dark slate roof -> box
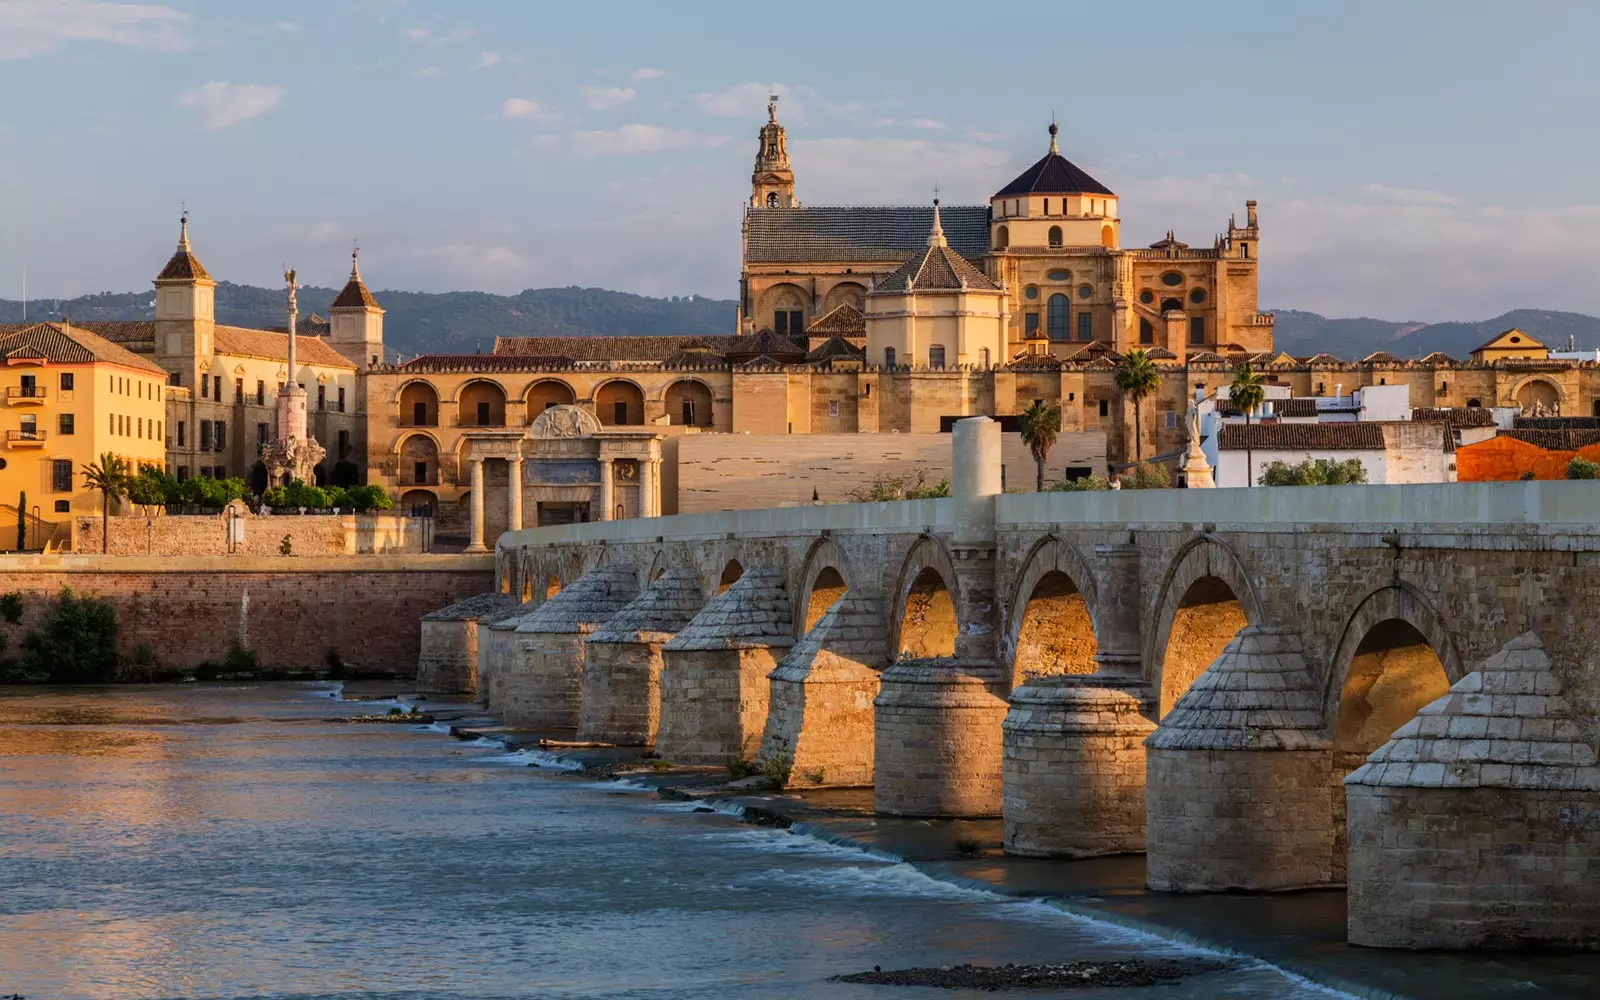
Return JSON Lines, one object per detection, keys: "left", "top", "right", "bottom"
{"left": 746, "top": 205, "right": 989, "bottom": 264}
{"left": 1272, "top": 398, "right": 1319, "bottom": 418}
{"left": 494, "top": 335, "right": 740, "bottom": 361}
{"left": 1414, "top": 407, "right": 1497, "bottom": 428}
{"left": 1514, "top": 416, "right": 1600, "bottom": 430}
{"left": 806, "top": 334, "right": 865, "bottom": 363}
{"left": 1218, "top": 422, "right": 1386, "bottom": 451}
{"left": 806, "top": 302, "right": 865, "bottom": 336}
{"left": 873, "top": 239, "right": 1000, "bottom": 294}
{"left": 421, "top": 592, "right": 516, "bottom": 622}
{"left": 1503, "top": 428, "right": 1600, "bottom": 451}
{"left": 994, "top": 136, "right": 1114, "bottom": 197}
{"left": 727, "top": 328, "right": 806, "bottom": 360}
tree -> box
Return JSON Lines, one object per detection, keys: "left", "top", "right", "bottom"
{"left": 1123, "top": 462, "right": 1172, "bottom": 490}
{"left": 1229, "top": 363, "right": 1266, "bottom": 488}
{"left": 1259, "top": 458, "right": 1369, "bottom": 486}
{"left": 127, "top": 466, "right": 173, "bottom": 511}
{"left": 1114, "top": 348, "right": 1161, "bottom": 464}
{"left": 1018, "top": 399, "right": 1062, "bottom": 492}
{"left": 1566, "top": 457, "right": 1599, "bottom": 480}
{"left": 81, "top": 453, "right": 130, "bottom": 554}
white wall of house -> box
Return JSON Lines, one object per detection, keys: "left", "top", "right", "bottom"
{"left": 1217, "top": 447, "right": 1384, "bottom": 488}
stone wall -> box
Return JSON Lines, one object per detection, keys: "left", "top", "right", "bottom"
{"left": 73, "top": 513, "right": 431, "bottom": 557}
{"left": 0, "top": 554, "right": 492, "bottom": 672}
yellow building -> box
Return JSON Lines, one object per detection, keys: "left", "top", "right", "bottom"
{"left": 0, "top": 321, "right": 167, "bottom": 524}
{"left": 1470, "top": 328, "right": 1548, "bottom": 364}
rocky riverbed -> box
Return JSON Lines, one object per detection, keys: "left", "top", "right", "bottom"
{"left": 832, "top": 958, "right": 1233, "bottom": 991}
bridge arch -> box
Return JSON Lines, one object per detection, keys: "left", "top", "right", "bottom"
{"left": 890, "top": 534, "right": 962, "bottom": 660}
{"left": 1145, "top": 534, "right": 1265, "bottom": 717}
{"left": 1324, "top": 581, "right": 1461, "bottom": 738}
{"left": 1006, "top": 535, "right": 1101, "bottom": 689}
{"left": 794, "top": 536, "right": 852, "bottom": 637}
{"left": 716, "top": 558, "right": 745, "bottom": 595}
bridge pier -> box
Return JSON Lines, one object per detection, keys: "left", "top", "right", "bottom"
{"left": 416, "top": 593, "right": 515, "bottom": 695}
{"left": 761, "top": 590, "right": 886, "bottom": 787}
{"left": 579, "top": 569, "right": 703, "bottom": 746}
{"left": 1144, "top": 626, "right": 1334, "bottom": 892}
{"left": 504, "top": 567, "right": 638, "bottom": 729}
{"left": 874, "top": 660, "right": 1009, "bottom": 817}
{"left": 657, "top": 567, "right": 794, "bottom": 765}
{"left": 1347, "top": 633, "right": 1600, "bottom": 950}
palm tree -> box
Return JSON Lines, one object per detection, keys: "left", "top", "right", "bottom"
{"left": 1019, "top": 399, "right": 1062, "bottom": 492}
{"left": 1114, "top": 348, "right": 1161, "bottom": 465}
{"left": 1229, "top": 363, "right": 1266, "bottom": 487}
{"left": 81, "top": 453, "right": 130, "bottom": 553}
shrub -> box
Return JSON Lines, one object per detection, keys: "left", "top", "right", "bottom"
{"left": 1050, "top": 473, "right": 1111, "bottom": 492}
{"left": 279, "top": 534, "right": 293, "bottom": 556}
{"left": 1259, "top": 458, "right": 1369, "bottom": 487}
{"left": 262, "top": 485, "right": 290, "bottom": 509}
{"left": 1519, "top": 470, "right": 1537, "bottom": 481}
{"left": 344, "top": 484, "right": 394, "bottom": 510}
{"left": 222, "top": 639, "right": 258, "bottom": 673}
{"left": 324, "top": 486, "right": 351, "bottom": 509}
{"left": 1122, "top": 462, "right": 1172, "bottom": 490}
{"left": 127, "top": 467, "right": 173, "bottom": 508}
{"left": 1566, "top": 457, "right": 1599, "bottom": 480}
{"left": 285, "top": 480, "right": 329, "bottom": 509}
{"left": 847, "top": 470, "right": 951, "bottom": 502}
{"left": 0, "top": 592, "right": 23, "bottom": 623}
{"left": 20, "top": 587, "right": 119, "bottom": 684}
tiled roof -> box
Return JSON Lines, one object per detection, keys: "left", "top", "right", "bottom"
{"left": 389, "top": 354, "right": 575, "bottom": 372}
{"left": 421, "top": 592, "right": 516, "bottom": 622}
{"left": 727, "top": 328, "right": 806, "bottom": 360}
{"left": 805, "top": 302, "right": 865, "bottom": 336}
{"left": 1419, "top": 351, "right": 1461, "bottom": 365}
{"left": 1217, "top": 421, "right": 1386, "bottom": 451}
{"left": 1514, "top": 416, "right": 1600, "bottom": 430}
{"left": 157, "top": 248, "right": 210, "bottom": 281}
{"left": 1144, "top": 346, "right": 1179, "bottom": 360}
{"left": 213, "top": 326, "right": 357, "bottom": 369}
{"left": 0, "top": 322, "right": 168, "bottom": 374}
{"left": 733, "top": 354, "right": 793, "bottom": 369}
{"left": 872, "top": 239, "right": 1001, "bottom": 294}
{"left": 1413, "top": 407, "right": 1496, "bottom": 428}
{"left": 494, "top": 335, "right": 740, "bottom": 361}
{"left": 1184, "top": 350, "right": 1228, "bottom": 364}
{"left": 1361, "top": 351, "right": 1406, "bottom": 364}
{"left": 993, "top": 131, "right": 1115, "bottom": 197}
{"left": 586, "top": 569, "right": 705, "bottom": 644}
{"left": 1005, "top": 353, "right": 1062, "bottom": 370}
{"left": 1503, "top": 428, "right": 1600, "bottom": 451}
{"left": 331, "top": 277, "right": 379, "bottom": 309}
{"left": 746, "top": 205, "right": 989, "bottom": 263}
{"left": 1272, "top": 398, "right": 1319, "bottom": 418}
{"left": 806, "top": 334, "right": 865, "bottom": 363}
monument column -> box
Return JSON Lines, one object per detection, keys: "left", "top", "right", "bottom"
{"left": 466, "top": 455, "right": 487, "bottom": 553}
{"left": 599, "top": 458, "right": 615, "bottom": 520}
{"left": 507, "top": 455, "right": 524, "bottom": 532}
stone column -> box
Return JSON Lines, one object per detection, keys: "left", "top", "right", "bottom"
{"left": 641, "top": 459, "right": 659, "bottom": 518}
{"left": 507, "top": 456, "right": 524, "bottom": 532}
{"left": 1091, "top": 541, "right": 1143, "bottom": 678}
{"left": 465, "top": 455, "right": 487, "bottom": 553}
{"left": 599, "top": 458, "right": 615, "bottom": 520}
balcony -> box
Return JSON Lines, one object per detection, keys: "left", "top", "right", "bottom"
{"left": 6, "top": 429, "right": 47, "bottom": 448}
{"left": 6, "top": 386, "right": 47, "bottom": 406}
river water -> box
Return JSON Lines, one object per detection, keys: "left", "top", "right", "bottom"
{"left": 0, "top": 683, "right": 1347, "bottom": 1000}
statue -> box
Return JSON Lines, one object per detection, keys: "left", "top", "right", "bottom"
{"left": 529, "top": 404, "right": 602, "bottom": 439}
{"left": 260, "top": 266, "right": 324, "bottom": 486}
{"left": 1180, "top": 398, "right": 1216, "bottom": 489}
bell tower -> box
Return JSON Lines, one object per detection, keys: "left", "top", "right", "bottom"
{"left": 750, "top": 95, "right": 797, "bottom": 209}
{"left": 152, "top": 213, "right": 215, "bottom": 390}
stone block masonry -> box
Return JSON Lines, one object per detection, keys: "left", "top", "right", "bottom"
{"left": 0, "top": 554, "right": 492, "bottom": 673}
{"left": 73, "top": 513, "right": 431, "bottom": 556}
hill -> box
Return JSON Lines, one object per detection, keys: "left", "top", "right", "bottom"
{"left": 1271, "top": 308, "right": 1600, "bottom": 359}
{"left": 0, "top": 284, "right": 739, "bottom": 359}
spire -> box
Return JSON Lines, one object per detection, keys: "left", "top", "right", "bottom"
{"left": 156, "top": 211, "right": 212, "bottom": 282}
{"left": 349, "top": 245, "right": 361, "bottom": 282}
{"left": 768, "top": 93, "right": 778, "bottom": 122}
{"left": 332, "top": 243, "right": 381, "bottom": 309}
{"left": 928, "top": 197, "right": 946, "bottom": 248}
{"left": 1048, "top": 120, "right": 1060, "bottom": 156}
{"left": 178, "top": 212, "right": 191, "bottom": 252}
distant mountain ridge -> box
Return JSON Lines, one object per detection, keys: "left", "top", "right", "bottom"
{"left": 4, "top": 283, "right": 1598, "bottom": 362}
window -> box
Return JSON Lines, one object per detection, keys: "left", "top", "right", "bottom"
{"left": 199, "top": 376, "right": 208, "bottom": 399}
{"left": 1161, "top": 298, "right": 1182, "bottom": 313}
{"left": 58, "top": 413, "right": 74, "bottom": 435}
{"left": 1046, "top": 269, "right": 1070, "bottom": 282}
{"left": 1024, "top": 285, "right": 1038, "bottom": 300}
{"left": 215, "top": 421, "right": 226, "bottom": 450}
{"left": 1188, "top": 316, "right": 1206, "bottom": 345}
{"left": 257, "top": 423, "right": 268, "bottom": 450}
{"left": 199, "top": 420, "right": 213, "bottom": 451}
{"left": 682, "top": 400, "right": 697, "bottom": 425}
{"left": 1139, "top": 290, "right": 1154, "bottom": 304}
{"left": 1241, "top": 243, "right": 1250, "bottom": 259}
{"left": 177, "top": 466, "right": 188, "bottom": 482}
{"left": 774, "top": 309, "right": 804, "bottom": 336}
{"left": 52, "top": 460, "right": 72, "bottom": 492}
{"left": 169, "top": 372, "right": 181, "bottom": 386}
{"left": 995, "top": 225, "right": 1008, "bottom": 249}
{"left": 1189, "top": 288, "right": 1206, "bottom": 305}
{"left": 413, "top": 401, "right": 428, "bottom": 425}
{"left": 1161, "top": 272, "right": 1183, "bottom": 287}
{"left": 59, "top": 372, "right": 73, "bottom": 391}
{"left": 414, "top": 461, "right": 428, "bottom": 483}
{"left": 317, "top": 384, "right": 326, "bottom": 410}
{"left": 613, "top": 400, "right": 628, "bottom": 425}
{"left": 767, "top": 192, "right": 778, "bottom": 207}
{"left": 1165, "top": 411, "right": 1178, "bottom": 430}
{"left": 1098, "top": 399, "right": 1109, "bottom": 418}
{"left": 1024, "top": 312, "right": 1040, "bottom": 339}
{"left": 1046, "top": 293, "right": 1069, "bottom": 341}
{"left": 1077, "top": 312, "right": 1093, "bottom": 341}
{"left": 1440, "top": 381, "right": 1449, "bottom": 394}
{"left": 177, "top": 421, "right": 185, "bottom": 447}
{"left": 137, "top": 417, "right": 143, "bottom": 437}
{"left": 827, "top": 400, "right": 840, "bottom": 417}
{"left": 337, "top": 387, "right": 346, "bottom": 413}
{"left": 1078, "top": 284, "right": 1092, "bottom": 300}
{"left": 19, "top": 414, "right": 37, "bottom": 438}
{"left": 884, "top": 347, "right": 896, "bottom": 368}
{"left": 477, "top": 401, "right": 491, "bottom": 426}
{"left": 1044, "top": 198, "right": 1050, "bottom": 214}
{"left": 1316, "top": 382, "right": 1325, "bottom": 395}
{"left": 929, "top": 345, "right": 946, "bottom": 368}
{"left": 1047, "top": 225, "right": 1063, "bottom": 247}
{"left": 54, "top": 500, "right": 69, "bottom": 513}
{"left": 338, "top": 429, "right": 350, "bottom": 459}
{"left": 256, "top": 380, "right": 265, "bottom": 405}
{"left": 158, "top": 420, "right": 162, "bottom": 440}
{"left": 235, "top": 377, "right": 244, "bottom": 402}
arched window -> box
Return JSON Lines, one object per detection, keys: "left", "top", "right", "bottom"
{"left": 766, "top": 192, "right": 778, "bottom": 208}
{"left": 1161, "top": 298, "right": 1182, "bottom": 313}
{"left": 1466, "top": 398, "right": 1481, "bottom": 408}
{"left": 1046, "top": 293, "right": 1069, "bottom": 341}
{"left": 1139, "top": 318, "right": 1154, "bottom": 344}
{"left": 929, "top": 345, "right": 946, "bottom": 369}
{"left": 995, "top": 225, "right": 1009, "bottom": 249}
{"left": 884, "top": 347, "right": 896, "bottom": 368}
{"left": 1048, "top": 225, "right": 1063, "bottom": 248}
{"left": 615, "top": 504, "right": 626, "bottom": 520}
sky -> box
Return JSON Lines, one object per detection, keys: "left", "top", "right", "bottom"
{"left": 3, "top": 0, "right": 1600, "bottom": 322}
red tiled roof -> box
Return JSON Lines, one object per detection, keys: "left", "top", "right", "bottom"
{"left": 1218, "top": 422, "right": 1386, "bottom": 451}
{"left": 213, "top": 326, "right": 356, "bottom": 369}
{"left": 0, "top": 322, "right": 168, "bottom": 374}
{"left": 1413, "top": 407, "right": 1496, "bottom": 428}
{"left": 494, "top": 335, "right": 740, "bottom": 361}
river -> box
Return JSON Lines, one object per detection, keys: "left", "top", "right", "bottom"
{"left": 0, "top": 683, "right": 1347, "bottom": 999}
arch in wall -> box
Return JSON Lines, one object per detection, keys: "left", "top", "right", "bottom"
{"left": 1144, "top": 535, "right": 1264, "bottom": 717}
{"left": 1512, "top": 376, "right": 1564, "bottom": 415}
{"left": 522, "top": 379, "right": 576, "bottom": 419}
{"left": 794, "top": 536, "right": 852, "bottom": 637}
{"left": 399, "top": 488, "right": 436, "bottom": 516}
{"left": 717, "top": 558, "right": 745, "bottom": 595}
{"left": 890, "top": 534, "right": 963, "bottom": 660}
{"left": 1048, "top": 225, "right": 1063, "bottom": 248}
{"left": 1322, "top": 581, "right": 1463, "bottom": 731}
{"left": 397, "top": 433, "right": 440, "bottom": 486}
{"left": 823, "top": 281, "right": 868, "bottom": 313}
{"left": 663, "top": 378, "right": 715, "bottom": 427}
{"left": 595, "top": 378, "right": 646, "bottom": 426}
{"left": 395, "top": 379, "right": 441, "bottom": 426}
{"left": 994, "top": 225, "right": 1009, "bottom": 250}
{"left": 1005, "top": 535, "right": 1100, "bottom": 689}
{"left": 456, "top": 379, "right": 508, "bottom": 427}
{"left": 1101, "top": 225, "right": 1115, "bottom": 248}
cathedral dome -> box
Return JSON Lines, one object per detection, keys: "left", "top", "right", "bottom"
{"left": 993, "top": 123, "right": 1114, "bottom": 198}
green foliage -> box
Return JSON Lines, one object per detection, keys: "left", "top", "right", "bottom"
{"left": 1121, "top": 463, "right": 1171, "bottom": 490}
{"left": 324, "top": 485, "right": 351, "bottom": 509}
{"left": 222, "top": 639, "right": 258, "bottom": 673}
{"left": 1050, "top": 473, "right": 1111, "bottom": 492}
{"left": 279, "top": 534, "right": 293, "bottom": 556}
{"left": 127, "top": 466, "right": 174, "bottom": 508}
{"left": 264, "top": 479, "right": 334, "bottom": 509}
{"left": 1114, "top": 348, "right": 1162, "bottom": 463}
{"left": 1259, "top": 458, "right": 1370, "bottom": 487}
{"left": 1229, "top": 363, "right": 1266, "bottom": 417}
{"left": 846, "top": 470, "right": 950, "bottom": 502}
{"left": 726, "top": 755, "right": 791, "bottom": 789}
{"left": 15, "top": 490, "right": 24, "bottom": 551}
{"left": 19, "top": 587, "right": 119, "bottom": 684}
{"left": 1519, "top": 470, "right": 1537, "bottom": 481}
{"left": 1566, "top": 457, "right": 1600, "bottom": 480}
{"left": 387, "top": 706, "right": 405, "bottom": 716}
{"left": 1019, "top": 399, "right": 1062, "bottom": 491}
{"left": 172, "top": 476, "right": 245, "bottom": 509}
{"left": 344, "top": 484, "right": 394, "bottom": 510}
{"left": 0, "top": 592, "right": 23, "bottom": 623}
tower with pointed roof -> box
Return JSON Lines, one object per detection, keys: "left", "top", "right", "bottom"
{"left": 153, "top": 213, "right": 215, "bottom": 389}
{"left": 989, "top": 122, "right": 1120, "bottom": 253}
{"left": 328, "top": 248, "right": 386, "bottom": 368}
{"left": 750, "top": 95, "right": 796, "bottom": 209}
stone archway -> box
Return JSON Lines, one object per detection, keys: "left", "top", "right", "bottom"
{"left": 717, "top": 558, "right": 744, "bottom": 595}
{"left": 890, "top": 536, "right": 963, "bottom": 660}
{"left": 823, "top": 281, "right": 867, "bottom": 314}
{"left": 1005, "top": 536, "right": 1101, "bottom": 689}
{"left": 1514, "top": 377, "right": 1563, "bottom": 416}
{"left": 793, "top": 536, "right": 853, "bottom": 636}
{"left": 1144, "top": 536, "right": 1263, "bottom": 718}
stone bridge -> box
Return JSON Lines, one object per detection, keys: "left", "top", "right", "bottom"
{"left": 462, "top": 420, "right": 1600, "bottom": 950}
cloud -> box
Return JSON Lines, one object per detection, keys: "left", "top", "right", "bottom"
{"left": 789, "top": 137, "right": 1015, "bottom": 204}
{"left": 274, "top": 20, "right": 299, "bottom": 32}
{"left": 533, "top": 124, "right": 728, "bottom": 157}
{"left": 906, "top": 118, "right": 947, "bottom": 130}
{"left": 404, "top": 24, "right": 476, "bottom": 45}
{"left": 472, "top": 51, "right": 501, "bottom": 70}
{"left": 630, "top": 67, "right": 664, "bottom": 81}
{"left": 499, "top": 97, "right": 556, "bottom": 121}
{"left": 0, "top": 0, "right": 189, "bottom": 59}
{"left": 1359, "top": 183, "right": 1460, "bottom": 206}
{"left": 693, "top": 81, "right": 797, "bottom": 119}
{"left": 174, "top": 81, "right": 285, "bottom": 129}
{"left": 412, "top": 65, "right": 443, "bottom": 80}
{"left": 580, "top": 85, "right": 635, "bottom": 110}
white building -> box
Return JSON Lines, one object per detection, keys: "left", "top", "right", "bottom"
{"left": 1215, "top": 421, "right": 1456, "bottom": 487}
